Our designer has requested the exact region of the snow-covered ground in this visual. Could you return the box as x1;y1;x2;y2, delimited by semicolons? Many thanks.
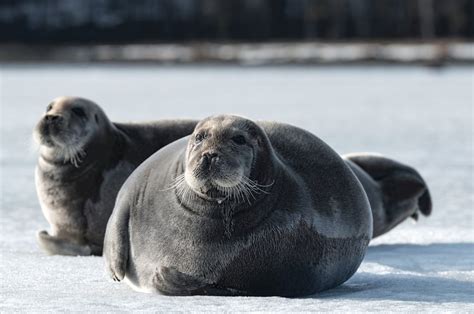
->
1;64;473;312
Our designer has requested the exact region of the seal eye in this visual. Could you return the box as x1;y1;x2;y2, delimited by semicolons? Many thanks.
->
232;135;246;145
195;133;204;143
46;103;53;112
71;107;86;118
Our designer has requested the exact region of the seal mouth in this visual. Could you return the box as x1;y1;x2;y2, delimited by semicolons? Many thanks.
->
34;115;89;167
192;169;243;203
35;113;89;148
184;171;273;206
35;118;65;147
199;186;228;204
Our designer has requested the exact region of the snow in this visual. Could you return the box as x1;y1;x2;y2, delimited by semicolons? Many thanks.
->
1;64;473;311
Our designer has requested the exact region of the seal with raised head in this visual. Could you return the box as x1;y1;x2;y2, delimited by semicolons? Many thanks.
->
34;96;198;256
104;115;431;296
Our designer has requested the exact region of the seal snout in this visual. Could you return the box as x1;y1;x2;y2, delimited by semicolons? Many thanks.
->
201;151;221;170
40;113;65;137
44;114;64;125
35;113;64;145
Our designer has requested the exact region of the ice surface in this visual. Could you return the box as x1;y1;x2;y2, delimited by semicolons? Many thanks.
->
1;64;473;311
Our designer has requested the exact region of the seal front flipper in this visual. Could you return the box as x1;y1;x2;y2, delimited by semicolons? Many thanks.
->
153;267;244;296
103;199;130;282
344;153;432;237
36;230;91;256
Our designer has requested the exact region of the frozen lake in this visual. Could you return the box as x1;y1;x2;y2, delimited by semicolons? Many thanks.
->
1;64;473;311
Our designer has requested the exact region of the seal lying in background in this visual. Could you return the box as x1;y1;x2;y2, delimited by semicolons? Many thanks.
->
34;96;198;256
104;115;431;297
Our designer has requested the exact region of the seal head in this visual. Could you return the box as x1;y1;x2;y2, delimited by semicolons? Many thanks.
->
34;96;112;167
182;115;275;206
34;97;198;256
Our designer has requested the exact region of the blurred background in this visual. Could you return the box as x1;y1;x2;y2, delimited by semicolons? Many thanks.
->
2;0;473;41
0;1;473;311
0;0;473;64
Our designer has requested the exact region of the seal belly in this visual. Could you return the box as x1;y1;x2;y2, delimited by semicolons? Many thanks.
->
215;218;369;296
133;199;369;296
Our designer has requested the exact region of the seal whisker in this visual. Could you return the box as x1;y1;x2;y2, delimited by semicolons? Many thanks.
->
239;183;253;205
233;184;245;205
243;176;275;188
227;186;235;202
236;185;245;204
178;183;188;206
241;176;273;195
160;174;185;192
243;180;259;200
224;184;235;203
221;176;248;205
61;145;86;168
176;180;193;206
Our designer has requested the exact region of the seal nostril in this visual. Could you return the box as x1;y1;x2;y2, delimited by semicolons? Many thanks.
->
209;154;220;168
45;115;62;123
204;152;219;160
202;152;220;168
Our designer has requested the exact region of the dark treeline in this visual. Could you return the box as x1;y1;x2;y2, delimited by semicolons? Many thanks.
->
0;0;472;43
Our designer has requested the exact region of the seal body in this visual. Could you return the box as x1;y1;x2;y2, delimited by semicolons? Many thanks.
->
105;116;376;296
34;97;198;256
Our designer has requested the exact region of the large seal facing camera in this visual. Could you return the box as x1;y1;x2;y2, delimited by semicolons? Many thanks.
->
105;115;431;296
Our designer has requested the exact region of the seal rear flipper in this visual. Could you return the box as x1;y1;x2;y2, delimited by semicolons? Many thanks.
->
380;170;432;217
153;267;244;296
36;230;91;256
417;187;433;217
344;153;432;237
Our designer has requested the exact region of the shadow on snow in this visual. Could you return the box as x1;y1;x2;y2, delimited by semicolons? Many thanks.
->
312;243;473;303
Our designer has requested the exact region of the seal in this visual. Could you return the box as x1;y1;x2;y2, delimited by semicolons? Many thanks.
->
104;115;431;296
34;96;198;256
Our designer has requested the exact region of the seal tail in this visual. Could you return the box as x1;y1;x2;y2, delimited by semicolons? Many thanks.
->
344;153;432;236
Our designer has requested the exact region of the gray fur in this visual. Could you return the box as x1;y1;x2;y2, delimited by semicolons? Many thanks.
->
34;96;198;256
104;115;375;297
